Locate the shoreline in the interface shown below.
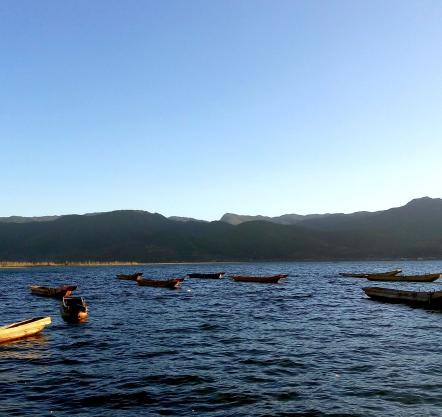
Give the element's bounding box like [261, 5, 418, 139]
[0, 262, 142, 269]
[0, 261, 242, 269]
[1, 259, 442, 269]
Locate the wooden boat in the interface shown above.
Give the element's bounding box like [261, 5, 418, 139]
[0, 316, 51, 343]
[339, 272, 369, 278]
[367, 273, 440, 282]
[187, 272, 225, 279]
[232, 274, 288, 283]
[136, 277, 184, 289]
[363, 286, 442, 309]
[30, 284, 77, 298]
[61, 296, 88, 323]
[116, 272, 143, 280]
[339, 269, 402, 278]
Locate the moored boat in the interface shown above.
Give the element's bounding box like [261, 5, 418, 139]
[339, 272, 369, 278]
[61, 296, 88, 323]
[367, 273, 440, 282]
[30, 284, 77, 298]
[116, 272, 143, 280]
[187, 272, 225, 279]
[136, 277, 184, 289]
[0, 316, 52, 343]
[363, 286, 442, 309]
[339, 269, 402, 278]
[232, 274, 288, 283]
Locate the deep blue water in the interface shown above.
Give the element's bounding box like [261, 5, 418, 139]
[1, 261, 442, 417]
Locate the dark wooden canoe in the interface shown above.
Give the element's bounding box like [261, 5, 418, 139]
[61, 296, 88, 323]
[339, 269, 402, 278]
[232, 274, 288, 283]
[367, 273, 440, 282]
[187, 272, 225, 279]
[363, 286, 442, 309]
[136, 277, 184, 289]
[116, 272, 143, 281]
[30, 285, 77, 298]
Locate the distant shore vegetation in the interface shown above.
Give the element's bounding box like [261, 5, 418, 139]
[0, 261, 141, 268]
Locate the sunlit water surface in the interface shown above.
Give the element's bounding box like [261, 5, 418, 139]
[1, 261, 442, 417]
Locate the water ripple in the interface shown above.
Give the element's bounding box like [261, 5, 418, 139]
[1, 260, 442, 416]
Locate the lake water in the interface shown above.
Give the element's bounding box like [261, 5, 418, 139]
[1, 261, 442, 417]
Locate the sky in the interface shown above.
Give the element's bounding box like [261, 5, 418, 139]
[1, 0, 441, 220]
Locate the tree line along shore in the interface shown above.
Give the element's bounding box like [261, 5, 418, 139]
[0, 261, 142, 268]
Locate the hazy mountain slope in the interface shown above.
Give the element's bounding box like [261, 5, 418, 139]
[0, 198, 440, 261]
[168, 216, 208, 223]
[220, 212, 328, 225]
[220, 213, 275, 225]
[0, 215, 60, 223]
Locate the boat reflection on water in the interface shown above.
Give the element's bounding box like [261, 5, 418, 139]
[0, 334, 49, 360]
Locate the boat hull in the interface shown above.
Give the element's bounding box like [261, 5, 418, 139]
[136, 277, 183, 289]
[30, 285, 77, 298]
[232, 274, 288, 283]
[187, 272, 225, 279]
[117, 272, 143, 281]
[61, 310, 88, 323]
[339, 269, 402, 278]
[367, 273, 440, 282]
[0, 316, 51, 343]
[363, 287, 442, 309]
[339, 273, 369, 278]
[61, 297, 88, 323]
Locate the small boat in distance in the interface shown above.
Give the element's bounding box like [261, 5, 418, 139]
[339, 269, 402, 278]
[363, 287, 442, 309]
[339, 272, 369, 278]
[187, 272, 225, 279]
[367, 273, 440, 282]
[136, 277, 184, 289]
[232, 274, 288, 283]
[61, 296, 88, 323]
[0, 316, 52, 343]
[116, 272, 143, 281]
[30, 285, 77, 298]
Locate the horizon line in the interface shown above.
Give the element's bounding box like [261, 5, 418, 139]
[0, 196, 439, 222]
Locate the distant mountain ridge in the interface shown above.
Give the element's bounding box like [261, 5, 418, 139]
[168, 216, 208, 223]
[218, 199, 442, 227]
[0, 215, 61, 223]
[0, 197, 440, 262]
[220, 212, 331, 225]
[4, 198, 436, 226]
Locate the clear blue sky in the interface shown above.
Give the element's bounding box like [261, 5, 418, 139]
[1, 0, 441, 220]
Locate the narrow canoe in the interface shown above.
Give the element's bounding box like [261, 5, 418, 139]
[187, 272, 225, 279]
[367, 273, 440, 282]
[116, 272, 143, 280]
[61, 296, 88, 323]
[30, 285, 77, 298]
[339, 272, 370, 278]
[339, 269, 401, 278]
[232, 274, 288, 283]
[363, 286, 442, 309]
[136, 277, 184, 289]
[0, 316, 52, 343]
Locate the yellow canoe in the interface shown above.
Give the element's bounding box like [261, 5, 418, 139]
[0, 316, 51, 343]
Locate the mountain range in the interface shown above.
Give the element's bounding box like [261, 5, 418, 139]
[219, 212, 330, 226]
[0, 197, 441, 262]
